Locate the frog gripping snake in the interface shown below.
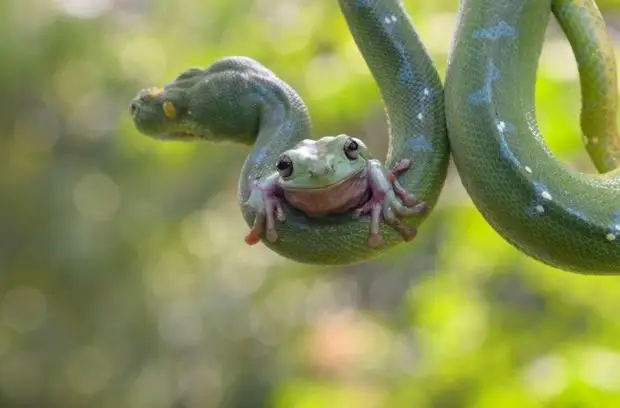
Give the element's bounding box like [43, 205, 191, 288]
[130, 0, 620, 274]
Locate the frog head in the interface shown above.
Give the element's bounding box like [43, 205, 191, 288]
[276, 134, 371, 190]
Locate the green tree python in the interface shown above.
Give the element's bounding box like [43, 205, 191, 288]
[129, 0, 620, 273]
[445, 0, 620, 274]
[130, 0, 450, 265]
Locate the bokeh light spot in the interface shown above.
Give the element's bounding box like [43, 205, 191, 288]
[52, 59, 101, 107]
[1, 286, 47, 333]
[157, 300, 204, 349]
[52, 0, 111, 19]
[131, 365, 174, 408]
[120, 37, 167, 83]
[521, 354, 567, 398]
[73, 172, 121, 221]
[65, 346, 113, 395]
[579, 347, 620, 391]
[0, 352, 42, 404]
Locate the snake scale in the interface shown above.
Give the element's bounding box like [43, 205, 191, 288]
[130, 0, 620, 273]
[445, 0, 620, 274]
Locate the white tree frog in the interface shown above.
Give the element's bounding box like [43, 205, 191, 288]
[243, 134, 428, 247]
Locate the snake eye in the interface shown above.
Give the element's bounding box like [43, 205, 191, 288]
[276, 155, 293, 178]
[162, 100, 177, 119]
[344, 138, 359, 160]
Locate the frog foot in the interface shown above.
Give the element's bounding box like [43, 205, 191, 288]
[353, 159, 428, 248]
[243, 177, 286, 245]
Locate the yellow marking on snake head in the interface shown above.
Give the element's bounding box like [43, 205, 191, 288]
[162, 100, 177, 119]
[148, 87, 164, 97]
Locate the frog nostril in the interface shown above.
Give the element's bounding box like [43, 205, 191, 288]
[309, 165, 330, 177]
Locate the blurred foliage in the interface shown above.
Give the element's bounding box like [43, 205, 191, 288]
[4, 0, 620, 407]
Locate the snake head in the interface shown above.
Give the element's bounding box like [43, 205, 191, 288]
[129, 68, 206, 141]
[129, 60, 283, 146]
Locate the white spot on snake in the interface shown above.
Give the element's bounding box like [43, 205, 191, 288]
[382, 14, 398, 34]
[423, 88, 430, 96]
[496, 120, 520, 166]
[525, 166, 532, 173]
[383, 14, 397, 24]
[541, 191, 552, 201]
[536, 205, 545, 214]
[607, 233, 616, 241]
[417, 112, 423, 120]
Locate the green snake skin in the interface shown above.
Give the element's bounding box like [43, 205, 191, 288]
[131, 0, 620, 272]
[130, 0, 449, 265]
[445, 0, 620, 274]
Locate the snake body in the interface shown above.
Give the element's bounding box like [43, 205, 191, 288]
[131, 0, 620, 272]
[445, 0, 620, 273]
[130, 0, 449, 265]
[244, 0, 450, 264]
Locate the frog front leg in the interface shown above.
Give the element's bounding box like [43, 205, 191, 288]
[243, 173, 286, 245]
[353, 159, 428, 247]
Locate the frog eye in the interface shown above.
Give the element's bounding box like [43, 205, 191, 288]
[344, 138, 359, 160]
[276, 155, 293, 178]
[162, 100, 177, 119]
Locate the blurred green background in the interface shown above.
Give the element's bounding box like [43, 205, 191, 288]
[4, 0, 620, 407]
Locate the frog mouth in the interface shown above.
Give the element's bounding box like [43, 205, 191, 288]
[284, 167, 367, 191]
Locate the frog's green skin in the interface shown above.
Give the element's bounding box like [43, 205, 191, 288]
[129, 0, 449, 265]
[278, 136, 371, 192]
[445, 0, 620, 274]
